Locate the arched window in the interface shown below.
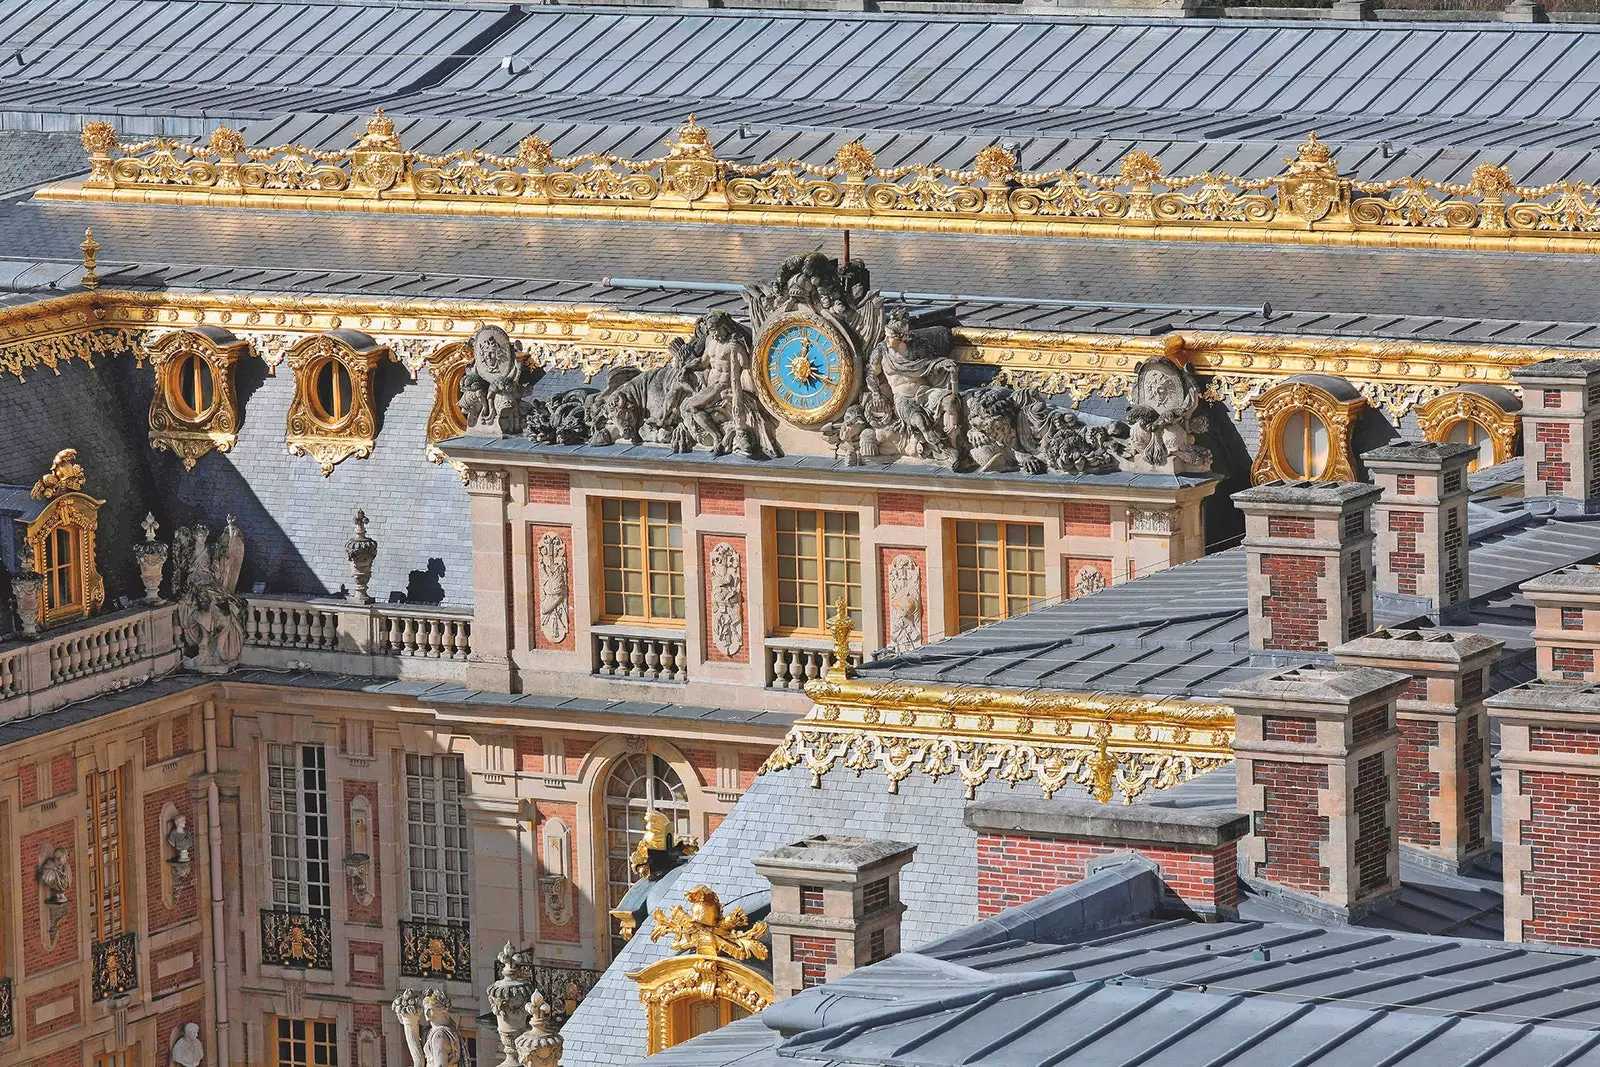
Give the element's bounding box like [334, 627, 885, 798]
[604, 754, 690, 958]
[1417, 387, 1521, 474]
[1250, 376, 1365, 485]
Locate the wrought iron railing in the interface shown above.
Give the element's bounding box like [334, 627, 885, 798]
[91, 931, 139, 1001]
[0, 976, 13, 1039]
[260, 909, 333, 970]
[399, 920, 472, 981]
[532, 965, 604, 1029]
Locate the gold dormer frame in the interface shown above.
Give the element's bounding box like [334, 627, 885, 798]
[285, 332, 388, 475]
[424, 340, 470, 460]
[148, 326, 247, 468]
[1250, 379, 1367, 484]
[25, 452, 105, 628]
[1415, 388, 1521, 469]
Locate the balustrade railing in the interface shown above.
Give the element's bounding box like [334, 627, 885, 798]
[0, 604, 181, 724]
[246, 600, 340, 651]
[767, 639, 863, 691]
[48, 613, 145, 684]
[241, 595, 473, 681]
[592, 628, 688, 683]
[378, 610, 472, 661]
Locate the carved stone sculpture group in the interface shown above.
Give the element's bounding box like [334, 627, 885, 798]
[172, 516, 246, 674]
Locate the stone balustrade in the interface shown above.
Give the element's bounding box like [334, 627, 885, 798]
[591, 626, 688, 683]
[0, 604, 183, 723]
[767, 638, 863, 691]
[241, 595, 474, 682]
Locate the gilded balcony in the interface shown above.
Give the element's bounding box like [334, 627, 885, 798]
[398, 919, 471, 981]
[91, 931, 139, 1001]
[260, 909, 333, 970]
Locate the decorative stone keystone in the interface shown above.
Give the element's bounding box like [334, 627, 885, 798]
[134, 511, 169, 605]
[345, 508, 377, 604]
[1361, 442, 1475, 616]
[1521, 565, 1600, 682]
[1224, 664, 1408, 922]
[1334, 628, 1503, 873]
[1512, 358, 1600, 510]
[753, 835, 914, 1000]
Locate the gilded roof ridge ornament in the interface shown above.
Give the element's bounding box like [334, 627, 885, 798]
[31, 448, 86, 500]
[649, 885, 769, 961]
[827, 596, 853, 680]
[79, 228, 99, 290]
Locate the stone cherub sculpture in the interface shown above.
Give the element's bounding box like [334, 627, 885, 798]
[1118, 356, 1212, 474]
[459, 326, 530, 434]
[172, 516, 246, 673]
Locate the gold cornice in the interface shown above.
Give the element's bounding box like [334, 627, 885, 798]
[51, 120, 1600, 255]
[764, 678, 1234, 803]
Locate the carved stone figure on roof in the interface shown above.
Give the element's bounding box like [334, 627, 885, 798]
[861, 308, 972, 470]
[585, 340, 699, 450]
[678, 312, 782, 459]
[172, 515, 246, 673]
[522, 388, 596, 445]
[459, 326, 531, 434]
[1016, 391, 1124, 475]
[746, 251, 875, 333]
[1119, 356, 1212, 474]
[31, 448, 85, 500]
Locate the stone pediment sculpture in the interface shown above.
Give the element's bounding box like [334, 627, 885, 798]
[460, 325, 532, 435]
[172, 515, 246, 674]
[1121, 356, 1213, 474]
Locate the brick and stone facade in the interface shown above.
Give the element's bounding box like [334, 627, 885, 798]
[1513, 358, 1600, 506]
[1487, 679, 1600, 947]
[1522, 566, 1600, 682]
[965, 794, 1247, 920]
[1235, 481, 1381, 653]
[1333, 629, 1502, 872]
[753, 836, 915, 1000]
[1225, 665, 1408, 921]
[1361, 442, 1474, 614]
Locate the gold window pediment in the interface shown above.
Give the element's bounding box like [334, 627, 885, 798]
[285, 331, 387, 475]
[148, 326, 247, 469]
[630, 954, 772, 1055]
[1415, 386, 1521, 471]
[26, 489, 105, 628]
[1250, 376, 1366, 484]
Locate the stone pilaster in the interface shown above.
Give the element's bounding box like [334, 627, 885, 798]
[1333, 628, 1502, 872]
[1513, 358, 1600, 509]
[1361, 442, 1474, 615]
[1522, 566, 1600, 682]
[1224, 664, 1407, 921]
[464, 466, 516, 692]
[1235, 481, 1381, 653]
[752, 836, 915, 1000]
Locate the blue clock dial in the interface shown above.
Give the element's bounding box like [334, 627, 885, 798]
[755, 314, 857, 427]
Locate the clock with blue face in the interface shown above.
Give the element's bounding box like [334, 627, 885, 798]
[754, 314, 857, 427]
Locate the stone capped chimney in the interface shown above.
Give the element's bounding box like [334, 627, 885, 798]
[1513, 358, 1600, 509]
[1235, 481, 1381, 652]
[1486, 679, 1600, 947]
[1361, 441, 1474, 616]
[752, 835, 915, 1000]
[1224, 664, 1408, 921]
[1522, 566, 1600, 682]
[1333, 628, 1502, 873]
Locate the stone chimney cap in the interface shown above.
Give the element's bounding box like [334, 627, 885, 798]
[752, 834, 916, 874]
[1513, 358, 1600, 383]
[1486, 677, 1600, 714]
[1360, 441, 1478, 466]
[965, 794, 1248, 849]
[1233, 480, 1383, 508]
[1521, 565, 1600, 597]
[1333, 628, 1503, 663]
[1222, 664, 1409, 705]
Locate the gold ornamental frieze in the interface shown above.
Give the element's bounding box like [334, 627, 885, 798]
[762, 678, 1234, 803]
[53, 119, 1600, 254]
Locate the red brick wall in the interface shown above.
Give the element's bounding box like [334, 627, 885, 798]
[791, 935, 837, 964]
[879, 545, 928, 647]
[1387, 509, 1425, 595]
[1520, 769, 1600, 946]
[1251, 762, 1330, 891]
[25, 978, 81, 1041]
[878, 492, 925, 527]
[349, 939, 386, 988]
[144, 781, 198, 933]
[975, 833, 1239, 918]
[19, 762, 38, 805]
[530, 524, 575, 650]
[529, 470, 571, 506]
[1531, 726, 1600, 753]
[353, 1001, 387, 1067]
[1535, 421, 1572, 495]
[1267, 516, 1315, 539]
[1353, 754, 1392, 892]
[682, 747, 716, 788]
[150, 934, 204, 996]
[738, 753, 764, 790]
[565, 737, 592, 777]
[706, 812, 726, 838]
[536, 800, 579, 943]
[21, 823, 78, 972]
[343, 780, 383, 924]
[1463, 714, 1487, 852]
[1263, 716, 1315, 743]
[49, 754, 75, 798]
[20, 1042, 83, 1067]
[703, 534, 749, 663]
[1351, 705, 1391, 746]
[516, 735, 544, 772]
[1063, 503, 1111, 538]
[699, 480, 745, 517]
[171, 711, 194, 756]
[1259, 554, 1327, 651]
[1065, 557, 1112, 599]
[1397, 719, 1441, 848]
[1553, 646, 1596, 680]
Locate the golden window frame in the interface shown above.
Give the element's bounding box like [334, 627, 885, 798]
[424, 340, 470, 460]
[285, 331, 388, 476]
[148, 326, 247, 469]
[26, 490, 106, 627]
[631, 955, 773, 1055]
[1415, 388, 1520, 469]
[1250, 378, 1366, 484]
[949, 518, 1047, 633]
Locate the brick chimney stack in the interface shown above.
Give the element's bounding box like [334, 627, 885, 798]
[1513, 358, 1600, 509]
[753, 836, 915, 1000]
[1333, 629, 1502, 873]
[1234, 481, 1381, 653]
[1224, 664, 1408, 921]
[1487, 679, 1600, 947]
[1522, 566, 1600, 683]
[1361, 442, 1475, 616]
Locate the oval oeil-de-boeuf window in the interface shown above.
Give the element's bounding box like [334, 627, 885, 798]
[1280, 408, 1331, 479]
[310, 357, 355, 426]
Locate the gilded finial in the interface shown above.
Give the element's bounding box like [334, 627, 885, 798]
[31, 448, 85, 500]
[80, 228, 99, 290]
[827, 596, 853, 679]
[650, 885, 768, 961]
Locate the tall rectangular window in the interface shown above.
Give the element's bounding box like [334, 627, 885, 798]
[86, 767, 125, 940]
[774, 509, 861, 632]
[954, 521, 1045, 632]
[267, 744, 331, 918]
[276, 1018, 338, 1067]
[44, 527, 81, 613]
[405, 753, 470, 923]
[600, 499, 685, 623]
